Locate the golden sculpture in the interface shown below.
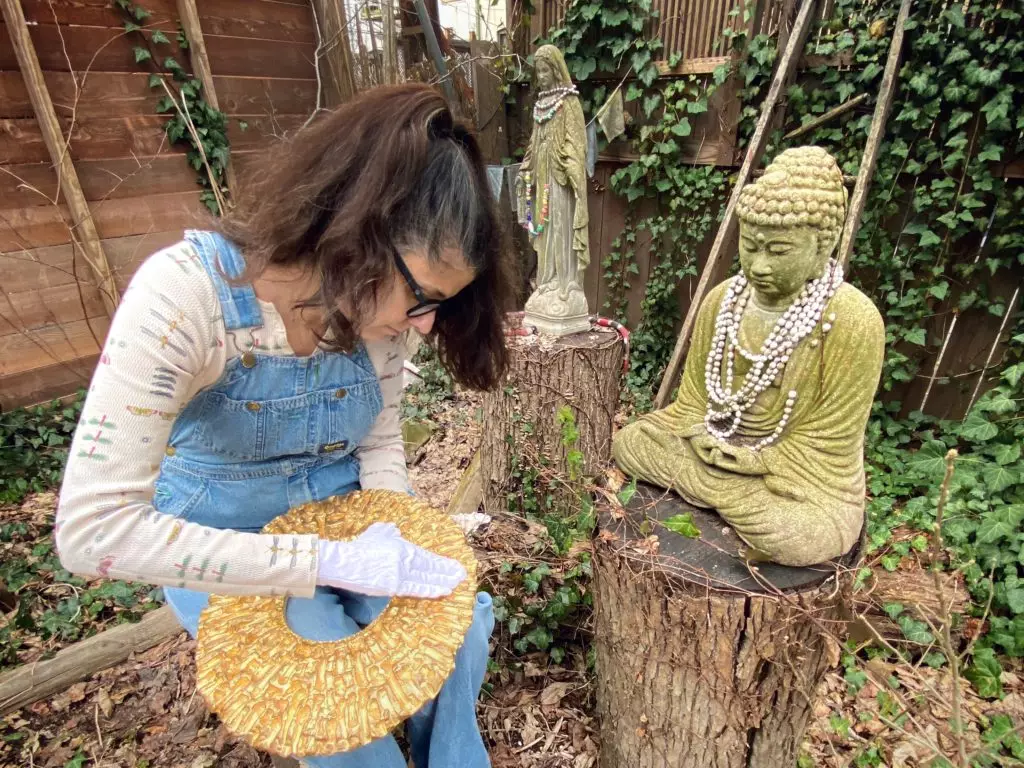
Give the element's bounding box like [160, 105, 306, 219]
[612, 146, 885, 567]
[194, 489, 477, 757]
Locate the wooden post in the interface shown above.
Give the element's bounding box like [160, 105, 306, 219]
[175, 0, 237, 195]
[653, 0, 819, 410]
[381, 0, 399, 84]
[836, 0, 913, 270]
[593, 483, 857, 768]
[311, 0, 358, 107]
[470, 40, 509, 164]
[1, 0, 119, 317]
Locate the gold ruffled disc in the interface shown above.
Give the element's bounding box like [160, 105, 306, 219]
[194, 489, 477, 757]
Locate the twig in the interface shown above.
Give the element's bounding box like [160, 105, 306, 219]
[932, 448, 969, 768]
[306, 0, 327, 128]
[158, 80, 228, 215]
[919, 311, 958, 412]
[967, 284, 1020, 413]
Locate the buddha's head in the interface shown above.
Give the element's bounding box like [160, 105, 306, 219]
[735, 146, 847, 309]
[534, 45, 572, 91]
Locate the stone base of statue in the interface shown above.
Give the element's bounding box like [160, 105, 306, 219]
[522, 283, 591, 337]
[480, 323, 624, 511]
[593, 482, 860, 768]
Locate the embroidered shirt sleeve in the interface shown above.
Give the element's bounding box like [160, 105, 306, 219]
[55, 243, 319, 598]
[355, 339, 412, 495]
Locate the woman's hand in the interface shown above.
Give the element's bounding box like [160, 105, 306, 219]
[317, 523, 467, 598]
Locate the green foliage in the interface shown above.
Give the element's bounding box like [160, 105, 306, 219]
[0, 517, 159, 671]
[662, 512, 700, 538]
[493, 406, 596, 663]
[400, 343, 454, 422]
[0, 395, 83, 505]
[114, 0, 231, 214]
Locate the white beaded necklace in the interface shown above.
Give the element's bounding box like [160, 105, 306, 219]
[704, 258, 843, 451]
[533, 85, 578, 123]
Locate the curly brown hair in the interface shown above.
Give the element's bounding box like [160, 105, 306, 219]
[215, 83, 514, 391]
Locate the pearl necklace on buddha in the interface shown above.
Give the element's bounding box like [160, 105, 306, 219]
[704, 258, 843, 451]
[533, 85, 578, 123]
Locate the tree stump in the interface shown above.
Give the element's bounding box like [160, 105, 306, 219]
[480, 326, 624, 511]
[593, 482, 860, 768]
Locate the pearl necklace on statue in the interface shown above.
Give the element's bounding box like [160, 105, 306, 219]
[704, 259, 844, 451]
[533, 85, 578, 123]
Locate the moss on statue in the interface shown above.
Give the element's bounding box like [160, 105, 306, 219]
[612, 146, 884, 567]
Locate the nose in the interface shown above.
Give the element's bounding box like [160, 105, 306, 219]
[750, 258, 772, 278]
[408, 311, 436, 335]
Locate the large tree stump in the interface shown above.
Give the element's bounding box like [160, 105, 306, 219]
[481, 326, 624, 511]
[593, 483, 860, 768]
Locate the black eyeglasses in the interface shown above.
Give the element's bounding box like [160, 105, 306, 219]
[393, 249, 444, 318]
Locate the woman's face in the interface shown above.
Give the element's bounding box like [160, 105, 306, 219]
[358, 246, 476, 342]
[536, 60, 555, 89]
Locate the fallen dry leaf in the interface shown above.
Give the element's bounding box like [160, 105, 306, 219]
[96, 687, 114, 718]
[540, 682, 573, 710]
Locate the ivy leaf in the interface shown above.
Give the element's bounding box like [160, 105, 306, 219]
[579, 2, 600, 21]
[151, 30, 170, 45]
[133, 4, 151, 20]
[124, 21, 142, 33]
[575, 57, 597, 81]
[663, 513, 700, 539]
[906, 441, 949, 480]
[977, 144, 1002, 162]
[147, 73, 162, 88]
[670, 118, 691, 137]
[976, 507, 1024, 544]
[964, 648, 1003, 699]
[936, 211, 960, 229]
[943, 6, 966, 28]
[960, 414, 999, 443]
[927, 282, 949, 300]
[897, 615, 934, 645]
[904, 327, 927, 346]
[1003, 362, 1024, 387]
[994, 443, 1021, 466]
[982, 463, 1018, 493]
[642, 93, 661, 118]
[156, 96, 175, 114]
[133, 46, 151, 63]
[631, 48, 651, 74]
[601, 7, 630, 26]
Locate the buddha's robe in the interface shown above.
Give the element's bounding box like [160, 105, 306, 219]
[612, 280, 885, 566]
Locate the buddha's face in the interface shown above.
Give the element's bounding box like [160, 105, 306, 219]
[738, 222, 827, 309]
[536, 60, 555, 89]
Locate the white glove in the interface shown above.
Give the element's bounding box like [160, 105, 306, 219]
[317, 522, 468, 598]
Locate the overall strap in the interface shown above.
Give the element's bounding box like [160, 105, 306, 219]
[184, 229, 263, 331]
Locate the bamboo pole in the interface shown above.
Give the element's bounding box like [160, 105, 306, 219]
[1, 0, 119, 317]
[836, 0, 913, 269]
[653, 0, 820, 410]
[175, 0, 237, 196]
[382, 0, 398, 84]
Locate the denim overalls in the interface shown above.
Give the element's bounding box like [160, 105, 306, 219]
[158, 230, 494, 767]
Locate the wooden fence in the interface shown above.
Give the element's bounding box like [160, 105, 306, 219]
[0, 0, 320, 410]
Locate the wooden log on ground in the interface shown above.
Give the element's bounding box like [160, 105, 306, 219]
[593, 482, 858, 768]
[480, 326, 624, 511]
[0, 606, 182, 716]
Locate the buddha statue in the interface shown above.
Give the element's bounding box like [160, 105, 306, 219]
[515, 44, 591, 336]
[612, 146, 885, 567]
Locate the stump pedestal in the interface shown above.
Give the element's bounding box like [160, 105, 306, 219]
[480, 326, 624, 511]
[593, 483, 860, 768]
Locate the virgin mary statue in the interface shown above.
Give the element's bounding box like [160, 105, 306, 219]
[516, 44, 591, 336]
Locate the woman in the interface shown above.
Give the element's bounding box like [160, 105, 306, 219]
[56, 84, 514, 767]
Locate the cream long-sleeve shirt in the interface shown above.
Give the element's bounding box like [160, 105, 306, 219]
[55, 240, 410, 598]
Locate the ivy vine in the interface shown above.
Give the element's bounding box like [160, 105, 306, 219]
[112, 0, 232, 215]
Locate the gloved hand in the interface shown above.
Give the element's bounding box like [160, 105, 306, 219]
[317, 522, 468, 598]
